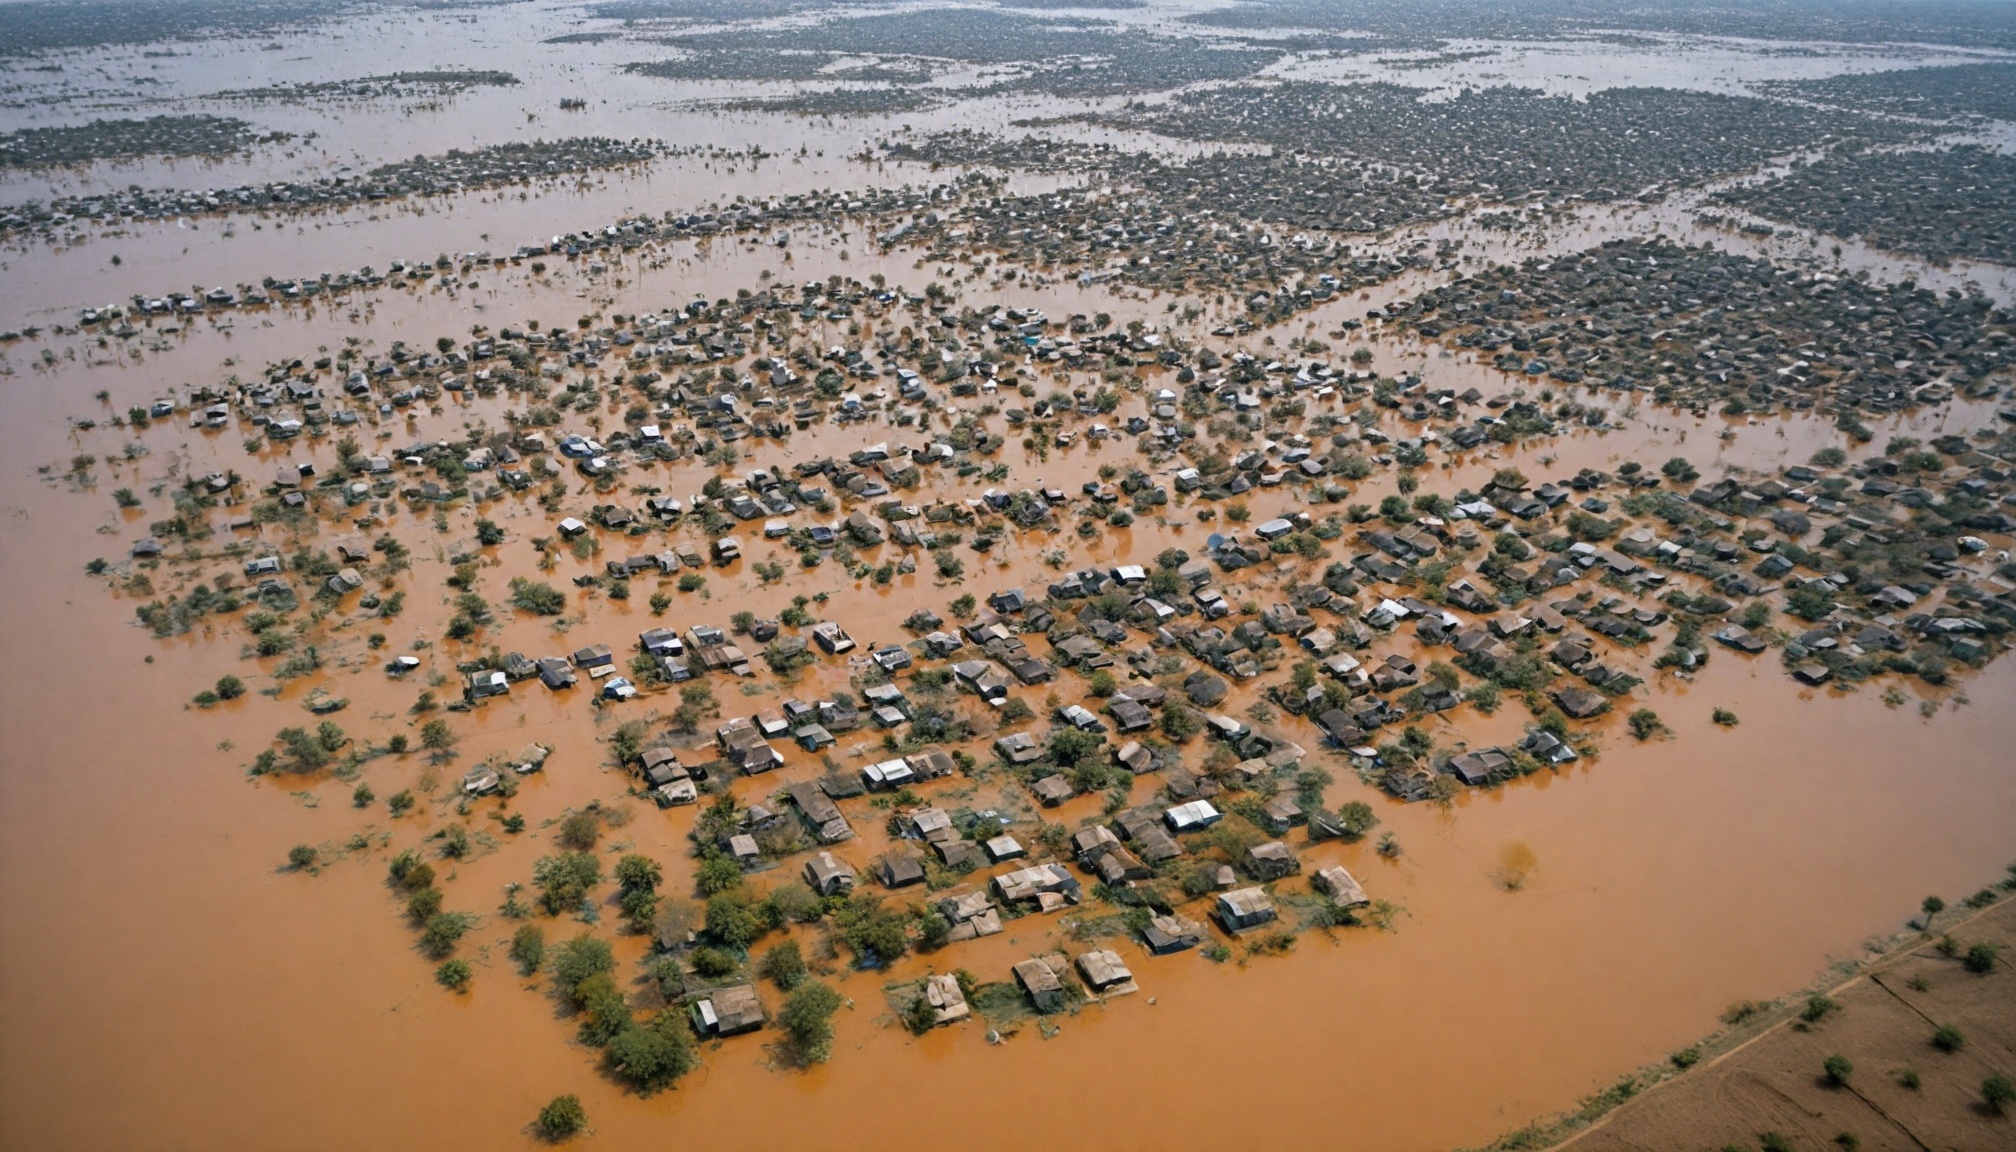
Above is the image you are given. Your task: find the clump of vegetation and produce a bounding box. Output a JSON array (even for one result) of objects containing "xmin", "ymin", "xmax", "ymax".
[
  {"xmin": 605, "ymin": 1010, "xmax": 695, "ymax": 1093},
  {"xmin": 287, "ymin": 844, "xmax": 318, "ymax": 870},
  {"xmin": 1711, "ymin": 707, "xmax": 1738, "ymax": 726},
  {"xmin": 536, "ymin": 1095, "xmax": 586, "ymax": 1140},
  {"xmin": 1801, "ymin": 994, "xmax": 1839, "ymax": 1024},
  {"xmin": 435, "ymin": 959, "xmax": 472, "ymax": 991},
  {"xmin": 550, "ymin": 933, "xmax": 615, "ymax": 997},
  {"xmin": 420, "ymin": 912, "xmax": 474, "ymax": 958},
  {"xmin": 758, "ymin": 940, "xmax": 808, "ymax": 990},
  {"xmin": 556, "ymin": 809, "xmax": 601, "ymax": 850},
  {"xmin": 777, "ymin": 980, "xmax": 844, "ymax": 1066},
  {"xmin": 511, "ymin": 924, "xmax": 546, "ymax": 974},
  {"xmin": 509, "ymin": 577, "xmax": 566, "ymax": 615},
  {"xmin": 1822, "ymin": 1053, "xmax": 1853, "ymax": 1085},
  {"xmin": 1963, "ymin": 942, "xmax": 2002, "ymax": 974},
  {"xmin": 1722, "ymin": 999, "xmax": 1765, "ymax": 1026},
  {"xmin": 1931, "ymin": 1023, "xmax": 1965, "ymax": 1052},
  {"xmin": 1627, "ymin": 708, "xmax": 1666, "ymax": 741},
  {"xmin": 614, "ymin": 853, "xmax": 661, "ymax": 934},
  {"xmin": 534, "ymin": 852, "xmax": 602, "ymax": 915}
]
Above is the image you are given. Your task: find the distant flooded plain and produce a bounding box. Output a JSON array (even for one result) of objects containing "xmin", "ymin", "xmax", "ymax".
[{"xmin": 2, "ymin": 2, "xmax": 2014, "ymax": 1150}]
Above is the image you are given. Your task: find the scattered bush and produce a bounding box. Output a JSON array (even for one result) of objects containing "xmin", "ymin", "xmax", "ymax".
[
  {"xmin": 287, "ymin": 844, "xmax": 318, "ymax": 869},
  {"xmin": 1823, "ymin": 1054, "xmax": 1853, "ymax": 1085},
  {"xmin": 777, "ymin": 980, "xmax": 843, "ymax": 1065},
  {"xmin": 549, "ymin": 933, "xmax": 615, "ymax": 997},
  {"xmin": 511, "ymin": 924, "xmax": 546, "ymax": 974},
  {"xmin": 557, "ymin": 809, "xmax": 600, "ymax": 851},
  {"xmin": 509, "ymin": 577, "xmax": 565, "ymax": 615},
  {"xmin": 1627, "ymin": 708, "xmax": 1665, "ymax": 741},
  {"xmin": 534, "ymin": 851, "xmax": 601, "ymax": 914},
  {"xmin": 758, "ymin": 940, "xmax": 808, "ymax": 991},
  {"xmin": 435, "ymin": 959, "xmax": 472, "ymax": 991},
  {"xmin": 605, "ymin": 1011, "xmax": 695, "ymax": 1093},
  {"xmin": 690, "ymin": 947, "xmax": 738, "ymax": 979},
  {"xmin": 536, "ymin": 1095, "xmax": 587, "ymax": 1140},
  {"xmin": 1932, "ymin": 1024, "xmax": 1965, "ymax": 1052},
  {"xmin": 420, "ymin": 911, "xmax": 474, "ymax": 958}
]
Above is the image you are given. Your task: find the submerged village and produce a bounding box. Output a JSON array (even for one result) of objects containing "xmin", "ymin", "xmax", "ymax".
[{"xmin": 4, "ymin": 1, "xmax": 2016, "ymax": 1149}]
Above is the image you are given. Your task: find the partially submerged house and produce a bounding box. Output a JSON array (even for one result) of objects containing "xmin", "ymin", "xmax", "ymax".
[
  {"xmin": 1214, "ymin": 887, "xmax": 1277, "ymax": 932},
  {"xmin": 1314, "ymin": 865, "xmax": 1370, "ymax": 908},
  {"xmin": 1012, "ymin": 956, "xmax": 1067, "ymax": 1014},
  {"xmin": 1076, "ymin": 949, "xmax": 1137, "ymax": 995},
  {"xmin": 922, "ymin": 972, "xmax": 970, "ymax": 1025},
  {"xmin": 693, "ymin": 984, "xmax": 764, "ymax": 1036},
  {"xmin": 803, "ymin": 851, "xmax": 857, "ymax": 896}
]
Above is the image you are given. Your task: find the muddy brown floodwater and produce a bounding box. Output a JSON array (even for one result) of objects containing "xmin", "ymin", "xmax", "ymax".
[
  {"xmin": 3, "ymin": 258, "xmax": 2014, "ymax": 1151},
  {"xmin": 5, "ymin": 6, "xmax": 2016, "ymax": 1150}
]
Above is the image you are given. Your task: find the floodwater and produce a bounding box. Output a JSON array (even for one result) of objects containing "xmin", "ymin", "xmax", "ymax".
[{"xmin": 3, "ymin": 6, "xmax": 2015, "ymax": 1151}]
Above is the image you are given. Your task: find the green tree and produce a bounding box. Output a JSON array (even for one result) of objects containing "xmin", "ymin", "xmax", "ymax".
[
  {"xmin": 777, "ymin": 980, "xmax": 844, "ymax": 1065},
  {"xmin": 617, "ymin": 857, "xmax": 663, "ymax": 900},
  {"xmin": 1627, "ymin": 709, "xmax": 1664, "ymax": 741},
  {"xmin": 406, "ymin": 887, "xmax": 443, "ymax": 921},
  {"xmin": 695, "ymin": 851, "xmax": 743, "ymax": 896},
  {"xmin": 287, "ymin": 844, "xmax": 317, "ymax": 869},
  {"xmin": 1787, "ymin": 582, "xmax": 1836, "ymax": 622},
  {"xmin": 420, "ymin": 718, "xmax": 455, "ymax": 756},
  {"xmin": 1048, "ymin": 727, "xmax": 1104, "ymax": 768},
  {"xmin": 619, "ymin": 887, "xmax": 659, "ymax": 935},
  {"xmin": 435, "ymin": 959, "xmax": 472, "ymax": 991},
  {"xmin": 536, "ymin": 1095, "xmax": 587, "ymax": 1140},
  {"xmin": 420, "ymin": 912, "xmax": 473, "ymax": 958},
  {"xmin": 511, "ymin": 924, "xmax": 546, "ymax": 974},
  {"xmin": 509, "ymin": 577, "xmax": 566, "ymax": 615},
  {"xmin": 574, "ymin": 972, "xmax": 631, "ymax": 1044},
  {"xmin": 389, "ymin": 850, "xmax": 434, "ymax": 890},
  {"xmin": 1823, "ymin": 1054, "xmax": 1853, "ymax": 1085},
  {"xmin": 275, "ymin": 726, "xmax": 333, "ymax": 771},
  {"xmin": 549, "ymin": 932, "xmax": 615, "ymax": 998},
  {"xmin": 705, "ymin": 890, "xmax": 764, "ymax": 950},
  {"xmin": 556, "ymin": 809, "xmax": 600, "ymax": 851},
  {"xmin": 758, "ymin": 940, "xmax": 808, "ymax": 991},
  {"xmin": 533, "ymin": 852, "xmax": 602, "ymax": 915},
  {"xmin": 1336, "ymin": 801, "xmax": 1379, "ymax": 837},
  {"xmin": 605, "ymin": 1011, "xmax": 696, "ymax": 1093}
]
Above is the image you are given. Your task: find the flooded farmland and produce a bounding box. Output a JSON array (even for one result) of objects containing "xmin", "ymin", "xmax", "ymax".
[{"xmin": 2, "ymin": 3, "xmax": 2014, "ymax": 1151}]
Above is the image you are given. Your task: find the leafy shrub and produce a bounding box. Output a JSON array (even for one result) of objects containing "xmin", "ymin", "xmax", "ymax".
[{"xmin": 536, "ymin": 1095, "xmax": 586, "ymax": 1139}]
